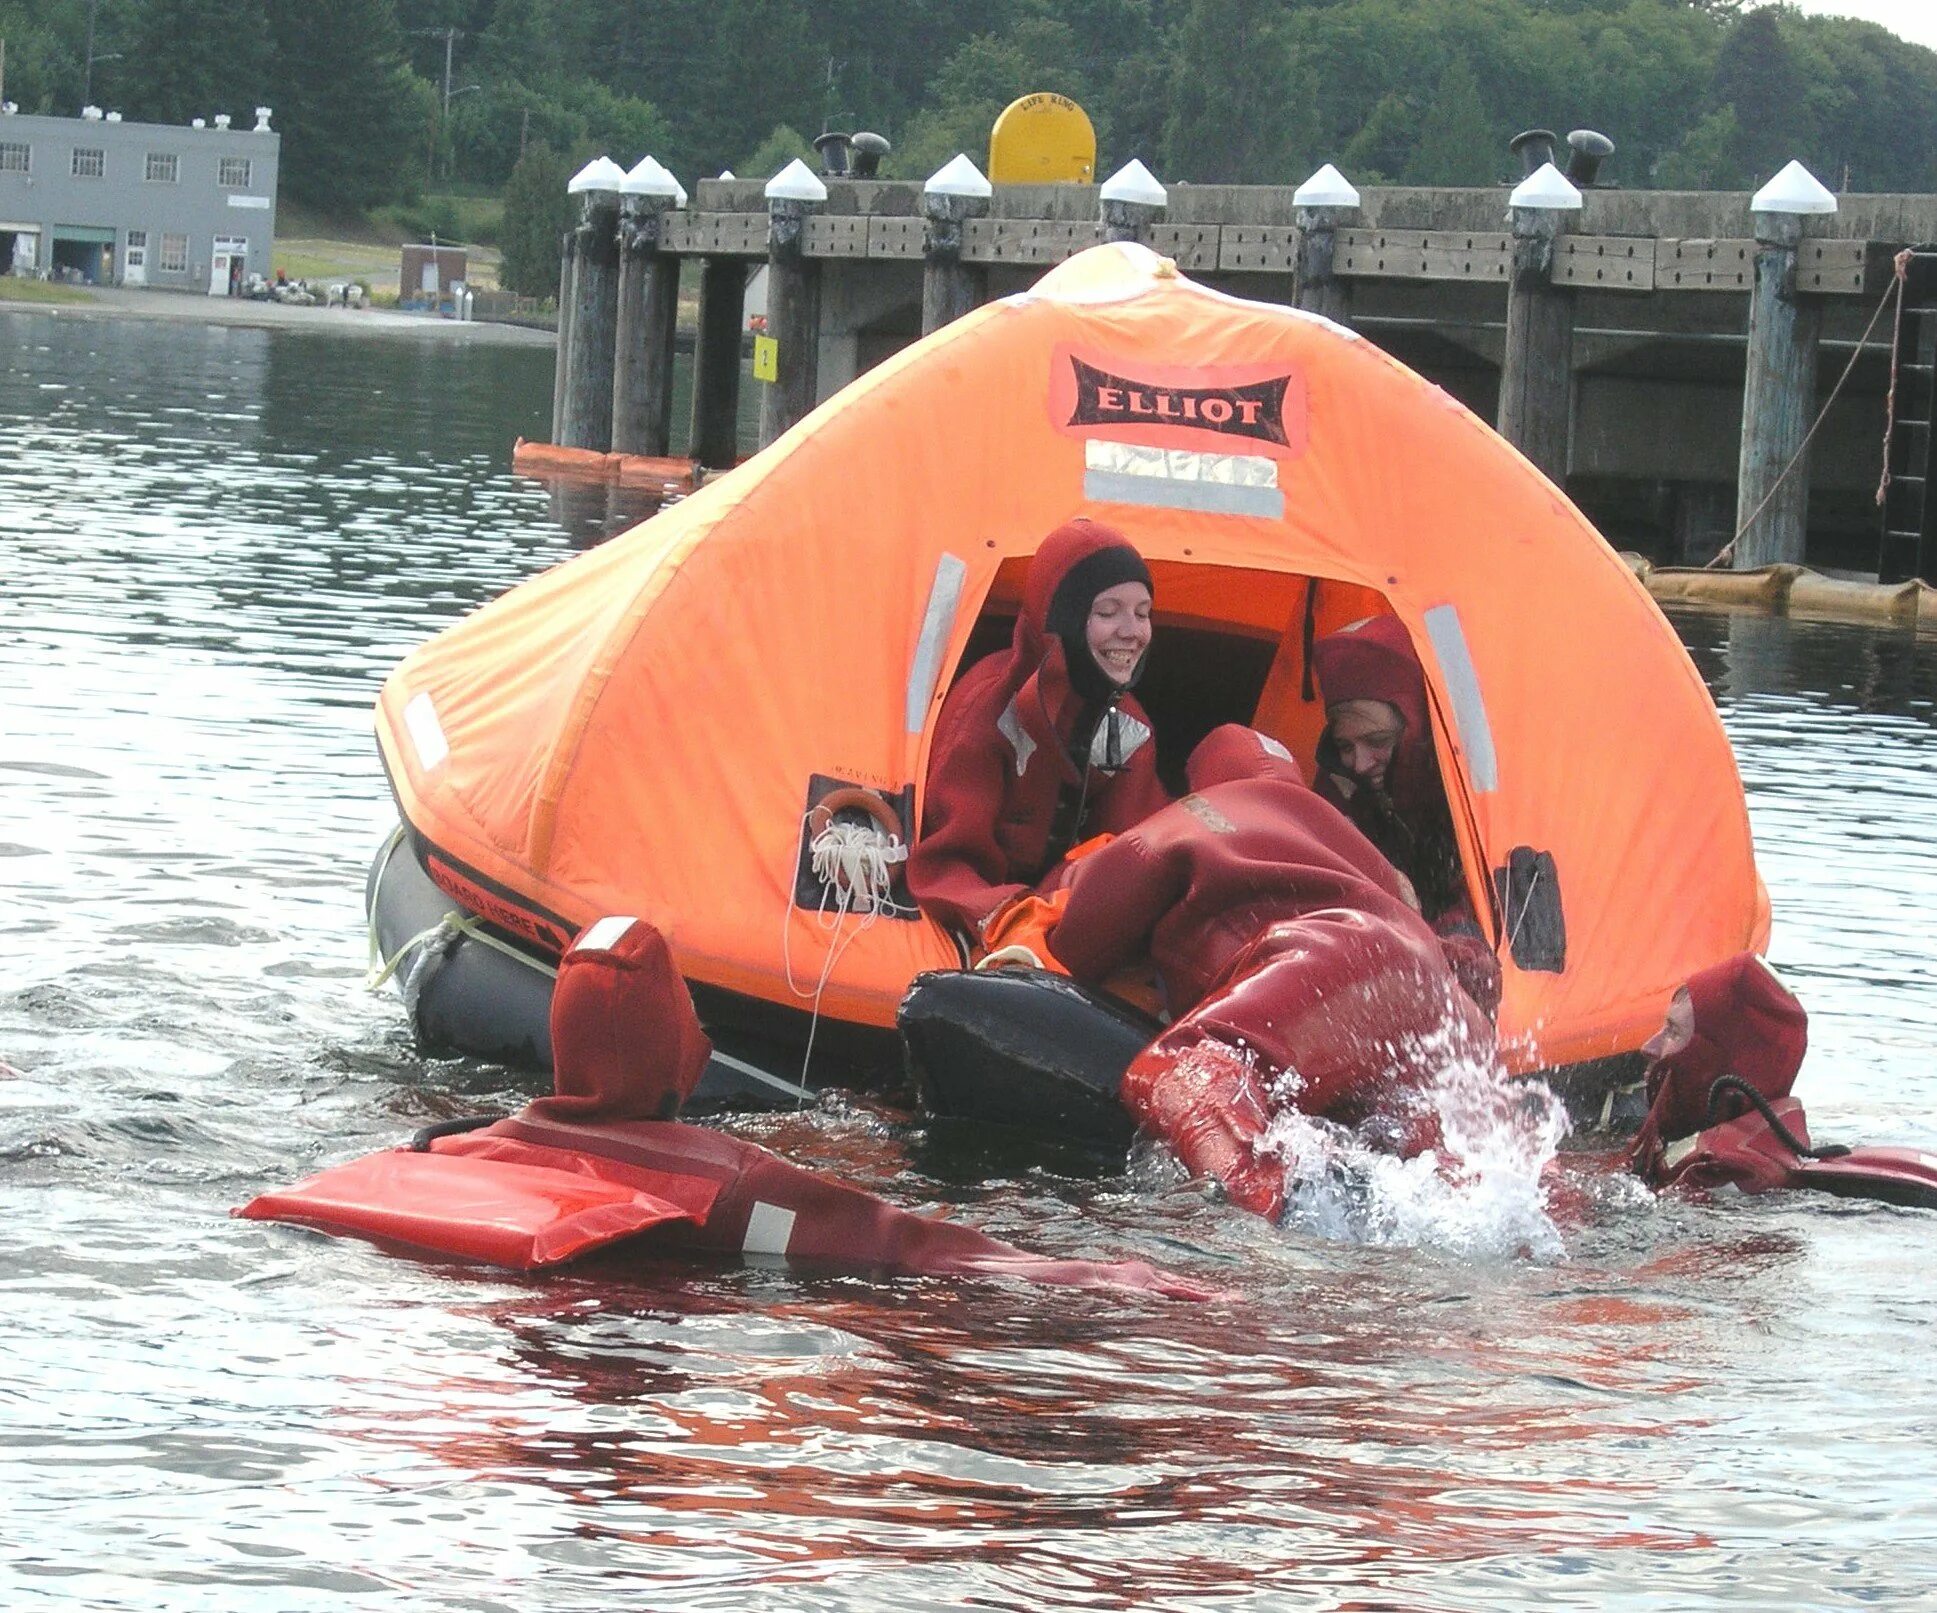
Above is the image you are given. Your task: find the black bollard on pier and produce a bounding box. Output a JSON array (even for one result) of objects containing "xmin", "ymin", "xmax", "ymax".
[
  {"xmin": 921, "ymin": 154, "xmax": 992, "ymax": 336},
  {"xmin": 559, "ymin": 158, "xmax": 624, "ymax": 452},
  {"xmin": 1734, "ymin": 162, "xmax": 1838, "ymax": 570},
  {"xmin": 612, "ymin": 157, "xmax": 683, "ymax": 458},
  {"xmin": 1497, "ymin": 161, "xmax": 1581, "ymax": 487},
  {"xmin": 758, "ymin": 159, "xmax": 826, "ymax": 451}
]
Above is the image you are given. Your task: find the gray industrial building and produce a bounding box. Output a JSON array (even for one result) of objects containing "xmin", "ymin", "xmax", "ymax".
[{"xmin": 0, "ymin": 105, "xmax": 279, "ymax": 293}]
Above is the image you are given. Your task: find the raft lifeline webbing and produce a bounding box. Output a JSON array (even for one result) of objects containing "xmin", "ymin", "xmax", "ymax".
[
  {"xmin": 364, "ymin": 825, "xmax": 559, "ymax": 993},
  {"xmin": 780, "ymin": 811, "xmax": 909, "ymax": 1089}
]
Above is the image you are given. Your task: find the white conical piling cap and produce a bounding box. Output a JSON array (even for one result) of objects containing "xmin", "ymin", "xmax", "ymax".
[
  {"xmin": 1293, "ymin": 162, "xmax": 1360, "ymax": 209},
  {"xmin": 717, "ymin": 168, "xmax": 735, "ymax": 180},
  {"xmin": 765, "ymin": 158, "xmax": 828, "ymax": 203},
  {"xmin": 567, "ymin": 155, "xmax": 626, "ymax": 195},
  {"xmin": 621, "ymin": 154, "xmax": 682, "ymax": 199},
  {"xmin": 1751, "ymin": 159, "xmax": 1837, "ymax": 215},
  {"xmin": 1508, "ymin": 161, "xmax": 1584, "ymax": 211},
  {"xmin": 1099, "ymin": 158, "xmax": 1167, "ymax": 207},
  {"xmin": 924, "ymin": 153, "xmax": 993, "ymax": 199}
]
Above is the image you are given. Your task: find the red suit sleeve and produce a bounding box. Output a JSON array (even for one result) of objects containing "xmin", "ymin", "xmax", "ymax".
[
  {"xmin": 908, "ymin": 711, "xmax": 1029, "ymax": 937},
  {"xmin": 1046, "ymin": 830, "xmax": 1186, "ymax": 985}
]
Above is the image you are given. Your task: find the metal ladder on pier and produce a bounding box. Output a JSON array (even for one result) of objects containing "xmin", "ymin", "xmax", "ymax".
[{"xmin": 1880, "ymin": 250, "xmax": 1937, "ymax": 584}]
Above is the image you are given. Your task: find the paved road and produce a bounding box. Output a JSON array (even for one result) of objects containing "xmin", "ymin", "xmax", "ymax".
[{"xmin": 0, "ymin": 284, "xmax": 553, "ymax": 346}]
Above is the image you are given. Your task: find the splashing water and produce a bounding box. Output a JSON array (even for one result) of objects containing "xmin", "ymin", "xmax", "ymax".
[{"xmin": 1257, "ymin": 1020, "xmax": 1571, "ymax": 1261}]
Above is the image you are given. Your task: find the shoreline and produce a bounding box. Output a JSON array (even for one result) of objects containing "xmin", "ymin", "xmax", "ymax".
[{"xmin": 0, "ymin": 285, "xmax": 555, "ymax": 347}]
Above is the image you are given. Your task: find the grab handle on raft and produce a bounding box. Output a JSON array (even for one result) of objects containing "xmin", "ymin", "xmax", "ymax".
[{"xmin": 409, "ymin": 1115, "xmax": 503, "ymax": 1152}]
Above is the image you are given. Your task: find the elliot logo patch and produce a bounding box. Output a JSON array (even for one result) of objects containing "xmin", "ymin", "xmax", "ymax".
[{"xmin": 1067, "ymin": 357, "xmax": 1293, "ymax": 447}]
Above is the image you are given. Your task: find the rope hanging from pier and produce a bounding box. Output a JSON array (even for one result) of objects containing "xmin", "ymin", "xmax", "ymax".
[{"xmin": 1706, "ymin": 249, "xmax": 1910, "ymax": 570}]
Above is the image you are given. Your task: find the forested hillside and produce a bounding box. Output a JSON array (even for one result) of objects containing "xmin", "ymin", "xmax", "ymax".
[{"xmin": 5, "ymin": 0, "xmax": 1934, "ymax": 207}]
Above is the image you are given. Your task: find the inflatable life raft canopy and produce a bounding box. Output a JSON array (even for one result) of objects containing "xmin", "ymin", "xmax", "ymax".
[{"xmin": 375, "ymin": 242, "xmax": 1768, "ymax": 1073}]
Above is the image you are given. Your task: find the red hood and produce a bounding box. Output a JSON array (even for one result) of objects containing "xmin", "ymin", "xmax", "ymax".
[
  {"xmin": 1637, "ymin": 953, "xmax": 1809, "ymax": 1150},
  {"xmin": 1185, "ymin": 724, "xmax": 1307, "ymax": 791},
  {"xmin": 532, "ymin": 917, "xmax": 714, "ymax": 1122},
  {"xmin": 1312, "ymin": 613, "xmax": 1441, "ymax": 819}
]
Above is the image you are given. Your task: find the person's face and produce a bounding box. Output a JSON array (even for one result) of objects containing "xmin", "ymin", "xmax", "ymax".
[
  {"xmin": 1329, "ymin": 699, "xmax": 1403, "ymax": 789},
  {"xmin": 1085, "ymin": 581, "xmax": 1153, "ymax": 686},
  {"xmin": 1641, "ymin": 989, "xmax": 1696, "ymax": 1062}
]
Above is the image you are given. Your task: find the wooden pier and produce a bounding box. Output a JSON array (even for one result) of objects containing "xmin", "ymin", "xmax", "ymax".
[{"xmin": 544, "ymin": 157, "xmax": 1937, "ymax": 582}]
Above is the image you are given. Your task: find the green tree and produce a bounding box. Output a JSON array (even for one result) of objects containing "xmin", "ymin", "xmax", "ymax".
[
  {"xmin": 740, "ymin": 123, "xmax": 814, "ymax": 182},
  {"xmin": 1162, "ymin": 0, "xmax": 1302, "ymax": 183},
  {"xmin": 120, "ymin": 0, "xmax": 273, "ymax": 127},
  {"xmin": 1403, "ymin": 54, "xmax": 1495, "ymax": 185},
  {"xmin": 497, "ymin": 141, "xmax": 572, "ymax": 299},
  {"xmin": 1709, "ymin": 7, "xmax": 1810, "ymax": 186},
  {"xmin": 264, "ymin": 0, "xmax": 433, "ymax": 209}
]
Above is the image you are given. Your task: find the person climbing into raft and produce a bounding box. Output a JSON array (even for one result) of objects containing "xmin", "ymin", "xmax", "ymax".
[
  {"xmin": 1310, "ymin": 614, "xmax": 1501, "ymax": 1016},
  {"xmin": 245, "ymin": 917, "xmax": 1208, "ymax": 1296},
  {"xmin": 1621, "ymin": 953, "xmax": 1937, "ymax": 1208},
  {"xmin": 908, "ymin": 517, "xmax": 1170, "ymax": 954},
  {"xmin": 1042, "ymin": 725, "xmax": 1497, "ymax": 1222}
]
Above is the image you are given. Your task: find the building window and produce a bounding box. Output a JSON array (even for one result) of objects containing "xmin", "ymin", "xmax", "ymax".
[
  {"xmin": 0, "ymin": 142, "xmax": 28, "ymax": 174},
  {"xmin": 159, "ymin": 233, "xmax": 189, "ymax": 273},
  {"xmin": 145, "ymin": 152, "xmax": 179, "ymax": 183},
  {"xmin": 127, "ymin": 230, "xmax": 148, "ymax": 250},
  {"xmin": 72, "ymin": 146, "xmax": 105, "ymax": 179},
  {"xmin": 217, "ymin": 156, "xmax": 252, "ymax": 188}
]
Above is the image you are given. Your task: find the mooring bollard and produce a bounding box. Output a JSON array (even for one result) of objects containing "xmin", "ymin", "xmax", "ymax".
[
  {"xmin": 1497, "ymin": 161, "xmax": 1582, "ymax": 486},
  {"xmin": 758, "ymin": 158, "xmax": 827, "ymax": 450},
  {"xmin": 1098, "ymin": 159, "xmax": 1166, "ymax": 245},
  {"xmin": 921, "ymin": 154, "xmax": 992, "ymax": 335},
  {"xmin": 1735, "ymin": 161, "xmax": 1838, "ymax": 570},
  {"xmin": 689, "ymin": 256, "xmax": 747, "ymax": 472},
  {"xmin": 1291, "ymin": 163, "xmax": 1359, "ymax": 325},
  {"xmin": 550, "ymin": 228, "xmax": 577, "ymax": 444},
  {"xmin": 559, "ymin": 156, "xmax": 626, "ymax": 452},
  {"xmin": 612, "ymin": 155, "xmax": 684, "ymax": 458}
]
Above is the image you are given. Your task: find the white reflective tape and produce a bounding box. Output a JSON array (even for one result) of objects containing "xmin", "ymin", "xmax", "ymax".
[
  {"xmin": 575, "ymin": 915, "xmax": 637, "ymax": 954},
  {"xmin": 906, "ymin": 552, "xmax": 967, "ymax": 734},
  {"xmin": 1421, "ymin": 605, "xmax": 1498, "ymax": 793},
  {"xmin": 742, "ymin": 1201, "xmax": 797, "ymax": 1257},
  {"xmin": 1082, "ymin": 438, "xmax": 1284, "ymax": 517},
  {"xmin": 403, "ymin": 692, "xmax": 449, "ymax": 771}
]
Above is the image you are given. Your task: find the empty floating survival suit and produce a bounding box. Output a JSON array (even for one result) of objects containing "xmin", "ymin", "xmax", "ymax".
[
  {"xmin": 1629, "ymin": 953, "xmax": 1937, "ymax": 1209},
  {"xmin": 1048, "ymin": 725, "xmax": 1497, "ymax": 1221},
  {"xmin": 242, "ymin": 917, "xmax": 1209, "ymax": 1296},
  {"xmin": 908, "ymin": 518, "xmax": 1171, "ymax": 941}
]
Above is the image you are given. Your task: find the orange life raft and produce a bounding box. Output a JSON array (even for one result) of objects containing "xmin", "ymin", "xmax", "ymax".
[{"xmin": 375, "ymin": 243, "xmax": 1768, "ymax": 1077}]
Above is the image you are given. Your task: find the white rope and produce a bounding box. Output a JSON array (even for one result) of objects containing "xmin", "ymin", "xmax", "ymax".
[
  {"xmin": 780, "ymin": 811, "xmax": 909, "ymax": 1095},
  {"xmin": 364, "ymin": 908, "xmax": 560, "ymax": 993}
]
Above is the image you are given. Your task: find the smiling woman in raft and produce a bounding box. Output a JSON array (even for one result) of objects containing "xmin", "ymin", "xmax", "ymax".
[{"xmin": 908, "ymin": 517, "xmax": 1171, "ymax": 952}]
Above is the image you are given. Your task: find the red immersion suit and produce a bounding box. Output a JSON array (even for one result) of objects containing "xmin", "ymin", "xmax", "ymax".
[
  {"xmin": 433, "ymin": 917, "xmax": 1209, "ymax": 1295},
  {"xmin": 1311, "ymin": 614, "xmax": 1501, "ymax": 1015},
  {"xmin": 909, "ymin": 518, "xmax": 1171, "ymax": 939},
  {"xmin": 1627, "ymin": 952, "xmax": 1808, "ymax": 1190},
  {"xmin": 1049, "ymin": 726, "xmax": 1496, "ymax": 1221}
]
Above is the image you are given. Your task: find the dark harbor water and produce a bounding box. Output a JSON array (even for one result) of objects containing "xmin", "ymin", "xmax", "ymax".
[{"xmin": 3, "ymin": 313, "xmax": 1934, "ymax": 1611}]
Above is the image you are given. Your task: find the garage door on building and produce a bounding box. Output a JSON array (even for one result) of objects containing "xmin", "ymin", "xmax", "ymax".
[{"xmin": 0, "ymin": 222, "xmax": 40, "ymax": 274}]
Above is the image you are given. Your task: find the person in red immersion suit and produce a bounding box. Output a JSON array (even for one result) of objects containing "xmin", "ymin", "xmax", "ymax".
[
  {"xmin": 434, "ymin": 916, "xmax": 1209, "ymax": 1295},
  {"xmin": 908, "ymin": 518, "xmax": 1171, "ymax": 944},
  {"xmin": 1046, "ymin": 725, "xmax": 1497, "ymax": 1222},
  {"xmin": 1626, "ymin": 952, "xmax": 1808, "ymax": 1189},
  {"xmin": 1310, "ymin": 614, "xmax": 1502, "ymax": 1016}
]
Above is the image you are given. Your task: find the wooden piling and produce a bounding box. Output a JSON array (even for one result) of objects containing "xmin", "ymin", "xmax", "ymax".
[
  {"xmin": 922, "ymin": 189, "xmax": 989, "ymax": 335},
  {"xmin": 1735, "ymin": 211, "xmax": 1820, "ymax": 570},
  {"xmin": 758, "ymin": 195, "xmax": 822, "ymax": 450},
  {"xmin": 559, "ymin": 190, "xmax": 622, "ymax": 452},
  {"xmin": 1292, "ymin": 205, "xmax": 1352, "ymax": 324},
  {"xmin": 1497, "ymin": 204, "xmax": 1576, "ymax": 486},
  {"xmin": 550, "ymin": 229, "xmax": 577, "ymax": 444},
  {"xmin": 689, "ymin": 257, "xmax": 746, "ymax": 471},
  {"xmin": 612, "ymin": 196, "xmax": 681, "ymax": 457},
  {"xmin": 1099, "ymin": 194, "xmax": 1163, "ymax": 246}
]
